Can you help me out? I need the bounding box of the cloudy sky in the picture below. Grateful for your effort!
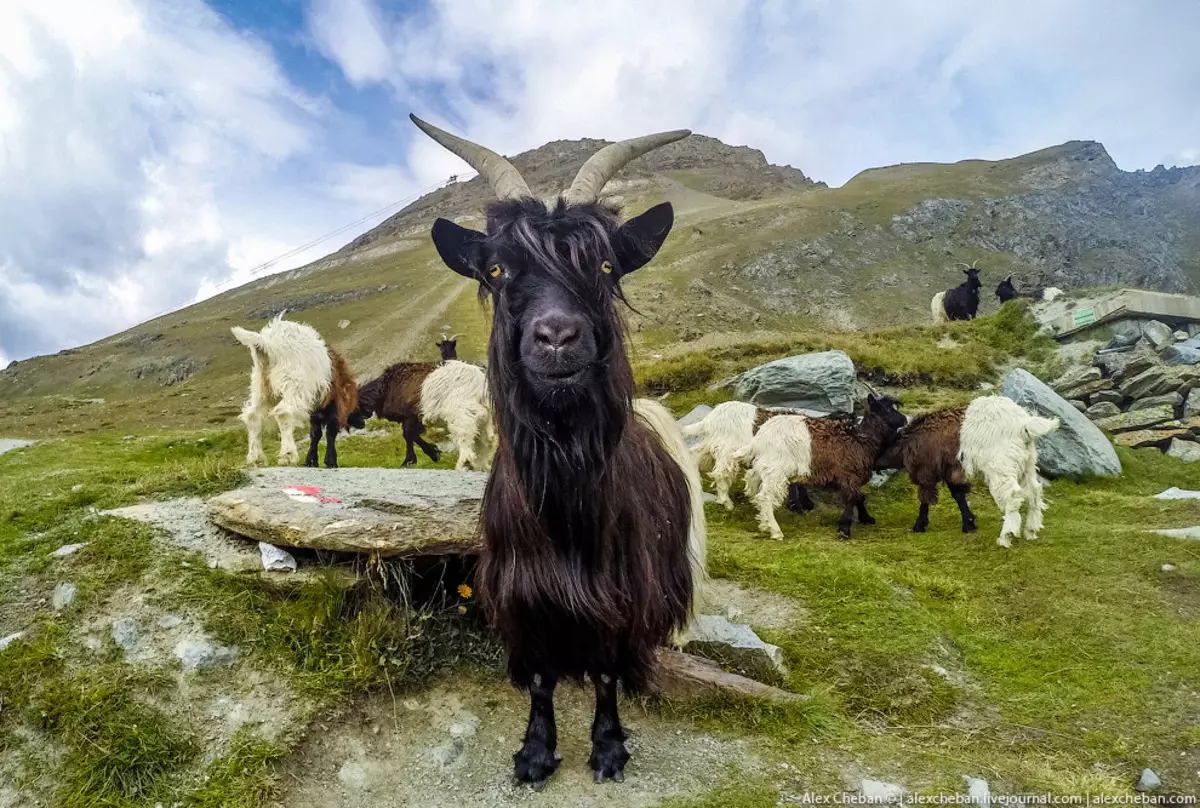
[2,0,1197,367]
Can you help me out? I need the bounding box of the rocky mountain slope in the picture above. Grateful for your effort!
[2,135,1198,434]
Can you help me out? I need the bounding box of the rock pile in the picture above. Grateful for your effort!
[1052,320,1200,459]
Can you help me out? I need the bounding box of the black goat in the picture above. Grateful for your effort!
[933,262,982,322]
[413,114,703,789]
[435,333,460,362]
[995,275,1064,304]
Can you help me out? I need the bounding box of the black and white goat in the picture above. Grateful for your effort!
[995,275,1064,304]
[413,114,705,789]
[931,262,983,323]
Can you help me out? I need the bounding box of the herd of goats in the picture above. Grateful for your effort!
[226,115,1064,789]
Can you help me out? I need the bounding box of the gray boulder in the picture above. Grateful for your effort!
[1050,366,1100,393]
[1120,366,1199,400]
[1185,389,1199,420]
[1167,439,1200,463]
[683,614,787,682]
[1094,344,1160,382]
[1127,392,1183,413]
[1105,320,1143,349]
[1085,401,1121,419]
[1142,320,1175,350]
[677,404,712,450]
[1091,389,1125,406]
[734,350,856,414]
[1093,405,1175,433]
[1160,338,1200,366]
[1002,369,1121,477]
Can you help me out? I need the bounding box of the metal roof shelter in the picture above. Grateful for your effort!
[1048,289,1200,340]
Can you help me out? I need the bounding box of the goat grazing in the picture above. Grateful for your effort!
[683,401,813,512]
[995,275,1065,304]
[932,261,983,322]
[352,362,441,466]
[348,337,470,466]
[420,359,496,471]
[875,395,1059,547]
[231,313,359,468]
[738,395,907,540]
[413,113,705,788]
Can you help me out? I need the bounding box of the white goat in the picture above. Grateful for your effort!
[958,396,1060,547]
[231,313,334,466]
[1041,287,1065,302]
[681,401,760,509]
[930,291,948,324]
[420,360,496,471]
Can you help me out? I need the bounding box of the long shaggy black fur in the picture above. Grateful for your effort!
[942,267,982,321]
[473,199,694,692]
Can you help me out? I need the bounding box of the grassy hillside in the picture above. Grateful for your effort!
[2,329,1199,802]
[2,137,1197,437]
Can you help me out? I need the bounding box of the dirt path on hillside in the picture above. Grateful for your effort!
[342,272,470,377]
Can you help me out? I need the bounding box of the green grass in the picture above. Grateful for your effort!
[682,444,1200,794]
[182,729,286,808]
[637,302,1058,408]
[39,667,197,807]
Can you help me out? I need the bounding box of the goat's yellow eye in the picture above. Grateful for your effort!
[600,260,613,274]
[489,264,503,278]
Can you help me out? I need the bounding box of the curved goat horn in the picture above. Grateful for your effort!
[409,114,532,201]
[447,333,462,341]
[562,130,692,205]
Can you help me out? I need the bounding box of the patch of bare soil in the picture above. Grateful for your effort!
[281,676,761,808]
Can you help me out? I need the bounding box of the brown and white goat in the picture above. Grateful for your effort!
[875,396,1059,547]
[231,312,358,468]
[413,113,705,789]
[738,396,907,540]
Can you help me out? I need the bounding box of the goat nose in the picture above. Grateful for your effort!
[534,315,580,349]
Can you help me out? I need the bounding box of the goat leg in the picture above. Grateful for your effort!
[513,673,559,790]
[786,483,815,513]
[304,417,322,468]
[836,490,857,540]
[912,483,938,533]
[323,420,339,469]
[948,483,976,533]
[855,495,876,525]
[588,673,630,784]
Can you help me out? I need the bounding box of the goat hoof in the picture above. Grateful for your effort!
[911,524,928,534]
[962,521,977,534]
[304,457,317,468]
[325,461,338,469]
[996,537,1013,549]
[514,740,558,788]
[859,514,877,526]
[837,529,852,541]
[589,736,630,784]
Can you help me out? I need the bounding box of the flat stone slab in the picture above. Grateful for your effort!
[655,649,804,703]
[683,614,787,682]
[208,468,486,557]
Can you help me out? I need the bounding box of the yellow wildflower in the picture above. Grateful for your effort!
[457,584,473,599]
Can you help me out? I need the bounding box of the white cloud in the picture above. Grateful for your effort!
[309,0,1199,186]
[0,0,332,365]
[306,0,392,85]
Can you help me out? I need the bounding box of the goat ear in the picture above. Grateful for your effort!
[431,218,486,280]
[614,202,674,275]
